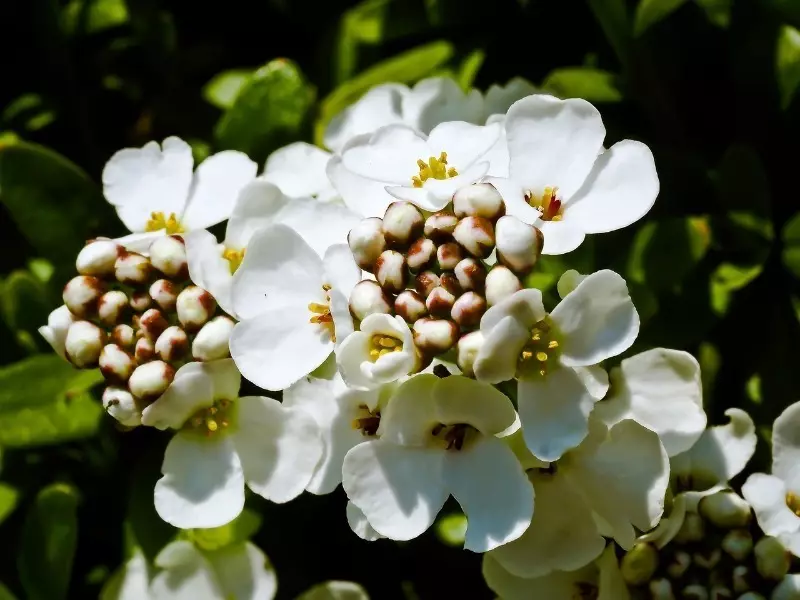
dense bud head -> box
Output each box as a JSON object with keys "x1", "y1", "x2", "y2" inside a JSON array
[
  {"x1": 114, "y1": 252, "x2": 153, "y2": 285},
  {"x1": 149, "y1": 235, "x2": 187, "y2": 278},
  {"x1": 438, "y1": 272, "x2": 463, "y2": 297},
  {"x1": 102, "y1": 387, "x2": 141, "y2": 427},
  {"x1": 63, "y1": 275, "x2": 105, "y2": 317},
  {"x1": 149, "y1": 279, "x2": 179, "y2": 312},
  {"x1": 134, "y1": 337, "x2": 155, "y2": 362},
  {"x1": 754, "y1": 537, "x2": 790, "y2": 580},
  {"x1": 406, "y1": 238, "x2": 437, "y2": 272},
  {"x1": 485, "y1": 266, "x2": 522, "y2": 307},
  {"x1": 453, "y1": 216, "x2": 495, "y2": 258},
  {"x1": 111, "y1": 324, "x2": 135, "y2": 349},
  {"x1": 413, "y1": 318, "x2": 459, "y2": 354},
  {"x1": 452, "y1": 183, "x2": 505, "y2": 221},
  {"x1": 65, "y1": 320, "x2": 106, "y2": 367},
  {"x1": 139, "y1": 308, "x2": 169, "y2": 341},
  {"x1": 424, "y1": 211, "x2": 459, "y2": 243},
  {"x1": 426, "y1": 286, "x2": 456, "y2": 318},
  {"x1": 155, "y1": 325, "x2": 189, "y2": 362},
  {"x1": 349, "y1": 280, "x2": 393, "y2": 321},
  {"x1": 99, "y1": 344, "x2": 136, "y2": 383},
  {"x1": 176, "y1": 286, "x2": 216, "y2": 331},
  {"x1": 129, "y1": 291, "x2": 152, "y2": 312},
  {"x1": 621, "y1": 543, "x2": 659, "y2": 586},
  {"x1": 374, "y1": 250, "x2": 408, "y2": 294},
  {"x1": 450, "y1": 291, "x2": 486, "y2": 327},
  {"x1": 382, "y1": 202, "x2": 423, "y2": 248},
  {"x1": 456, "y1": 331, "x2": 484, "y2": 376},
  {"x1": 494, "y1": 216, "x2": 544, "y2": 275},
  {"x1": 394, "y1": 290, "x2": 428, "y2": 323},
  {"x1": 699, "y1": 491, "x2": 752, "y2": 528},
  {"x1": 436, "y1": 241, "x2": 462, "y2": 271},
  {"x1": 192, "y1": 316, "x2": 234, "y2": 361},
  {"x1": 76, "y1": 240, "x2": 121, "y2": 278},
  {"x1": 348, "y1": 217, "x2": 386, "y2": 271},
  {"x1": 415, "y1": 271, "x2": 440, "y2": 298},
  {"x1": 97, "y1": 290, "x2": 130, "y2": 326},
  {"x1": 454, "y1": 258, "x2": 486, "y2": 292},
  {"x1": 721, "y1": 529, "x2": 753, "y2": 562},
  {"x1": 128, "y1": 360, "x2": 175, "y2": 401}
]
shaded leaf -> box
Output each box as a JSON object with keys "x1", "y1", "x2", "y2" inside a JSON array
[
  {"x1": 709, "y1": 263, "x2": 762, "y2": 316},
  {"x1": 0, "y1": 484, "x2": 19, "y2": 526},
  {"x1": 457, "y1": 50, "x2": 485, "y2": 91},
  {"x1": 634, "y1": 0, "x2": 689, "y2": 36},
  {"x1": 542, "y1": 67, "x2": 622, "y2": 102},
  {"x1": 695, "y1": 0, "x2": 731, "y2": 28},
  {"x1": 587, "y1": 0, "x2": 631, "y2": 65},
  {"x1": 777, "y1": 25, "x2": 800, "y2": 109},
  {"x1": 184, "y1": 508, "x2": 262, "y2": 551},
  {"x1": 62, "y1": 0, "x2": 129, "y2": 35},
  {"x1": 1, "y1": 270, "x2": 52, "y2": 353},
  {"x1": 782, "y1": 212, "x2": 800, "y2": 278},
  {"x1": 202, "y1": 69, "x2": 253, "y2": 110}
]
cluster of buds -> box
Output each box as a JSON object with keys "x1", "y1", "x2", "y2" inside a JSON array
[
  {"x1": 347, "y1": 183, "x2": 543, "y2": 364},
  {"x1": 619, "y1": 490, "x2": 797, "y2": 600},
  {"x1": 60, "y1": 236, "x2": 234, "y2": 427}
]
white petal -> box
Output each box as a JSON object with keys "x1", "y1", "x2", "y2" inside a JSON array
[
  {"x1": 224, "y1": 180, "x2": 291, "y2": 250},
  {"x1": 346, "y1": 501, "x2": 384, "y2": 541},
  {"x1": 379, "y1": 373, "x2": 440, "y2": 446},
  {"x1": 194, "y1": 358, "x2": 241, "y2": 400},
  {"x1": 550, "y1": 269, "x2": 639, "y2": 367},
  {"x1": 335, "y1": 332, "x2": 374, "y2": 390},
  {"x1": 323, "y1": 244, "x2": 361, "y2": 297},
  {"x1": 538, "y1": 219, "x2": 587, "y2": 255},
  {"x1": 38, "y1": 305, "x2": 77, "y2": 359},
  {"x1": 506, "y1": 95, "x2": 605, "y2": 199},
  {"x1": 404, "y1": 78, "x2": 484, "y2": 133},
  {"x1": 342, "y1": 440, "x2": 448, "y2": 540},
  {"x1": 182, "y1": 151, "x2": 257, "y2": 230},
  {"x1": 206, "y1": 542, "x2": 277, "y2": 600},
  {"x1": 773, "y1": 574, "x2": 800, "y2": 600},
  {"x1": 483, "y1": 555, "x2": 598, "y2": 600},
  {"x1": 326, "y1": 155, "x2": 397, "y2": 218},
  {"x1": 444, "y1": 435, "x2": 534, "y2": 552},
  {"x1": 434, "y1": 375, "x2": 517, "y2": 436},
  {"x1": 141, "y1": 368, "x2": 214, "y2": 430},
  {"x1": 596, "y1": 543, "x2": 632, "y2": 600},
  {"x1": 233, "y1": 396, "x2": 322, "y2": 503},
  {"x1": 772, "y1": 401, "x2": 800, "y2": 491},
  {"x1": 426, "y1": 121, "x2": 502, "y2": 171},
  {"x1": 151, "y1": 541, "x2": 224, "y2": 600},
  {"x1": 483, "y1": 78, "x2": 539, "y2": 117},
  {"x1": 742, "y1": 473, "x2": 800, "y2": 538},
  {"x1": 114, "y1": 230, "x2": 166, "y2": 253},
  {"x1": 481, "y1": 288, "x2": 547, "y2": 333},
  {"x1": 484, "y1": 176, "x2": 541, "y2": 224},
  {"x1": 184, "y1": 229, "x2": 234, "y2": 315},
  {"x1": 262, "y1": 141, "x2": 333, "y2": 198},
  {"x1": 154, "y1": 432, "x2": 244, "y2": 529},
  {"x1": 473, "y1": 316, "x2": 530, "y2": 384},
  {"x1": 324, "y1": 84, "x2": 408, "y2": 153},
  {"x1": 100, "y1": 549, "x2": 151, "y2": 600},
  {"x1": 564, "y1": 140, "x2": 658, "y2": 234},
  {"x1": 342, "y1": 124, "x2": 429, "y2": 182},
  {"x1": 330, "y1": 289, "x2": 354, "y2": 348}
]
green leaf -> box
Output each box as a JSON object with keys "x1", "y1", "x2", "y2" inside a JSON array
[
  {"x1": 695, "y1": 0, "x2": 731, "y2": 28},
  {"x1": 709, "y1": 263, "x2": 762, "y2": 316},
  {"x1": 634, "y1": 0, "x2": 689, "y2": 36},
  {"x1": 1, "y1": 270, "x2": 52, "y2": 352},
  {"x1": 0, "y1": 355, "x2": 104, "y2": 448},
  {"x1": 62, "y1": 0, "x2": 129, "y2": 35},
  {"x1": 202, "y1": 69, "x2": 253, "y2": 110},
  {"x1": 587, "y1": 0, "x2": 631, "y2": 65},
  {"x1": 457, "y1": 50, "x2": 485, "y2": 91},
  {"x1": 19, "y1": 483, "x2": 79, "y2": 600},
  {"x1": 1, "y1": 95, "x2": 56, "y2": 132},
  {"x1": 183, "y1": 508, "x2": 262, "y2": 551},
  {"x1": 215, "y1": 59, "x2": 315, "y2": 162},
  {"x1": 698, "y1": 342, "x2": 720, "y2": 404},
  {"x1": 777, "y1": 25, "x2": 800, "y2": 109},
  {"x1": 782, "y1": 212, "x2": 800, "y2": 278},
  {"x1": 435, "y1": 513, "x2": 467, "y2": 547},
  {"x1": 336, "y1": 0, "x2": 390, "y2": 83},
  {"x1": 0, "y1": 484, "x2": 19, "y2": 526},
  {"x1": 297, "y1": 581, "x2": 369, "y2": 600},
  {"x1": 541, "y1": 67, "x2": 623, "y2": 102}
]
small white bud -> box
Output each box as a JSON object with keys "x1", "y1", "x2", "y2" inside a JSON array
[
  {"x1": 111, "y1": 324, "x2": 135, "y2": 349},
  {"x1": 102, "y1": 387, "x2": 141, "y2": 427},
  {"x1": 621, "y1": 543, "x2": 659, "y2": 586},
  {"x1": 155, "y1": 325, "x2": 189, "y2": 362},
  {"x1": 413, "y1": 318, "x2": 459, "y2": 354},
  {"x1": 732, "y1": 565, "x2": 750, "y2": 594},
  {"x1": 426, "y1": 286, "x2": 456, "y2": 319},
  {"x1": 771, "y1": 575, "x2": 800, "y2": 600},
  {"x1": 76, "y1": 240, "x2": 121, "y2": 278},
  {"x1": 134, "y1": 337, "x2": 155, "y2": 362},
  {"x1": 454, "y1": 258, "x2": 486, "y2": 292},
  {"x1": 63, "y1": 275, "x2": 105, "y2": 317},
  {"x1": 192, "y1": 316, "x2": 234, "y2": 361},
  {"x1": 681, "y1": 584, "x2": 708, "y2": 600},
  {"x1": 382, "y1": 202, "x2": 423, "y2": 248},
  {"x1": 456, "y1": 331, "x2": 484, "y2": 377},
  {"x1": 453, "y1": 216, "x2": 495, "y2": 259},
  {"x1": 99, "y1": 344, "x2": 136, "y2": 383},
  {"x1": 149, "y1": 235, "x2": 187, "y2": 277},
  {"x1": 115, "y1": 252, "x2": 153, "y2": 285},
  {"x1": 176, "y1": 286, "x2": 216, "y2": 331},
  {"x1": 374, "y1": 250, "x2": 408, "y2": 294},
  {"x1": 64, "y1": 320, "x2": 105, "y2": 367},
  {"x1": 450, "y1": 291, "x2": 486, "y2": 327},
  {"x1": 452, "y1": 183, "x2": 505, "y2": 221},
  {"x1": 666, "y1": 551, "x2": 691, "y2": 579},
  {"x1": 484, "y1": 265, "x2": 522, "y2": 307},
  {"x1": 692, "y1": 548, "x2": 721, "y2": 569},
  {"x1": 494, "y1": 216, "x2": 543, "y2": 275},
  {"x1": 699, "y1": 490, "x2": 751, "y2": 528},
  {"x1": 138, "y1": 308, "x2": 169, "y2": 341},
  {"x1": 129, "y1": 291, "x2": 152, "y2": 312},
  {"x1": 754, "y1": 536, "x2": 790, "y2": 580},
  {"x1": 348, "y1": 218, "x2": 386, "y2": 271},
  {"x1": 649, "y1": 578, "x2": 675, "y2": 600},
  {"x1": 424, "y1": 211, "x2": 458, "y2": 242},
  {"x1": 149, "y1": 279, "x2": 179, "y2": 312},
  {"x1": 414, "y1": 271, "x2": 440, "y2": 298},
  {"x1": 97, "y1": 290, "x2": 130, "y2": 326},
  {"x1": 349, "y1": 280, "x2": 393, "y2": 321},
  {"x1": 721, "y1": 529, "x2": 753, "y2": 562},
  {"x1": 128, "y1": 360, "x2": 175, "y2": 400},
  {"x1": 406, "y1": 238, "x2": 437, "y2": 272},
  {"x1": 39, "y1": 305, "x2": 78, "y2": 358},
  {"x1": 736, "y1": 593, "x2": 764, "y2": 600},
  {"x1": 674, "y1": 512, "x2": 705, "y2": 543},
  {"x1": 394, "y1": 290, "x2": 428, "y2": 323}
]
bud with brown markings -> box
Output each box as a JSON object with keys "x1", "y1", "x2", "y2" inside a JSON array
[
  {"x1": 155, "y1": 326, "x2": 189, "y2": 362},
  {"x1": 394, "y1": 290, "x2": 428, "y2": 323},
  {"x1": 115, "y1": 252, "x2": 153, "y2": 285},
  {"x1": 99, "y1": 344, "x2": 136, "y2": 383},
  {"x1": 485, "y1": 265, "x2": 522, "y2": 307},
  {"x1": 348, "y1": 218, "x2": 387, "y2": 272},
  {"x1": 76, "y1": 240, "x2": 121, "y2": 278},
  {"x1": 453, "y1": 216, "x2": 495, "y2": 259},
  {"x1": 150, "y1": 235, "x2": 188, "y2": 278},
  {"x1": 139, "y1": 308, "x2": 169, "y2": 341},
  {"x1": 454, "y1": 258, "x2": 486, "y2": 292},
  {"x1": 63, "y1": 275, "x2": 105, "y2": 318},
  {"x1": 415, "y1": 271, "x2": 440, "y2": 298},
  {"x1": 65, "y1": 320, "x2": 106, "y2": 367},
  {"x1": 437, "y1": 242, "x2": 463, "y2": 271},
  {"x1": 406, "y1": 238, "x2": 437, "y2": 272},
  {"x1": 413, "y1": 318, "x2": 459, "y2": 354},
  {"x1": 426, "y1": 287, "x2": 456, "y2": 318},
  {"x1": 176, "y1": 286, "x2": 216, "y2": 331},
  {"x1": 451, "y1": 292, "x2": 486, "y2": 327},
  {"x1": 98, "y1": 290, "x2": 130, "y2": 326},
  {"x1": 349, "y1": 280, "x2": 393, "y2": 321},
  {"x1": 495, "y1": 215, "x2": 544, "y2": 275},
  {"x1": 453, "y1": 183, "x2": 505, "y2": 221},
  {"x1": 382, "y1": 202, "x2": 423, "y2": 249},
  {"x1": 374, "y1": 250, "x2": 408, "y2": 294},
  {"x1": 423, "y1": 211, "x2": 459, "y2": 242},
  {"x1": 149, "y1": 279, "x2": 179, "y2": 312},
  {"x1": 128, "y1": 360, "x2": 175, "y2": 401}
]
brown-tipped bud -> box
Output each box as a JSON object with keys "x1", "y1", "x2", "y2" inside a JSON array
[
  {"x1": 115, "y1": 252, "x2": 153, "y2": 285},
  {"x1": 111, "y1": 324, "x2": 136, "y2": 349},
  {"x1": 453, "y1": 183, "x2": 505, "y2": 221},
  {"x1": 76, "y1": 240, "x2": 122, "y2": 278},
  {"x1": 128, "y1": 361, "x2": 175, "y2": 401},
  {"x1": 149, "y1": 235, "x2": 188, "y2": 278},
  {"x1": 457, "y1": 331, "x2": 484, "y2": 377},
  {"x1": 102, "y1": 387, "x2": 141, "y2": 427},
  {"x1": 176, "y1": 286, "x2": 216, "y2": 331},
  {"x1": 413, "y1": 318, "x2": 459, "y2": 355},
  {"x1": 64, "y1": 321, "x2": 106, "y2": 368},
  {"x1": 348, "y1": 217, "x2": 386, "y2": 271},
  {"x1": 485, "y1": 266, "x2": 522, "y2": 307},
  {"x1": 394, "y1": 290, "x2": 428, "y2": 323},
  {"x1": 63, "y1": 275, "x2": 105, "y2": 318},
  {"x1": 407, "y1": 238, "x2": 437, "y2": 272},
  {"x1": 424, "y1": 211, "x2": 459, "y2": 243},
  {"x1": 438, "y1": 272, "x2": 463, "y2": 297},
  {"x1": 149, "y1": 279, "x2": 179, "y2": 312},
  {"x1": 454, "y1": 258, "x2": 487, "y2": 292},
  {"x1": 99, "y1": 344, "x2": 136, "y2": 383},
  {"x1": 97, "y1": 290, "x2": 130, "y2": 326},
  {"x1": 450, "y1": 292, "x2": 486, "y2": 327},
  {"x1": 139, "y1": 308, "x2": 169, "y2": 341},
  {"x1": 374, "y1": 250, "x2": 408, "y2": 294},
  {"x1": 155, "y1": 325, "x2": 189, "y2": 362},
  {"x1": 415, "y1": 271, "x2": 440, "y2": 298},
  {"x1": 382, "y1": 202, "x2": 424, "y2": 249},
  {"x1": 349, "y1": 280, "x2": 393, "y2": 321},
  {"x1": 436, "y1": 242, "x2": 462, "y2": 271},
  {"x1": 426, "y1": 287, "x2": 456, "y2": 318},
  {"x1": 192, "y1": 316, "x2": 234, "y2": 361},
  {"x1": 453, "y1": 216, "x2": 495, "y2": 258},
  {"x1": 134, "y1": 337, "x2": 155, "y2": 362},
  {"x1": 495, "y1": 216, "x2": 543, "y2": 275},
  {"x1": 129, "y1": 291, "x2": 152, "y2": 312}
]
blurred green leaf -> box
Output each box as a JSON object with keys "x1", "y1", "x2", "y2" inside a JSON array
[
  {"x1": 1, "y1": 95, "x2": 56, "y2": 132},
  {"x1": 0, "y1": 582, "x2": 18, "y2": 600},
  {"x1": 0, "y1": 484, "x2": 19, "y2": 526},
  {"x1": 695, "y1": 0, "x2": 731, "y2": 28},
  {"x1": 297, "y1": 581, "x2": 369, "y2": 600},
  {"x1": 184, "y1": 508, "x2": 262, "y2": 551},
  {"x1": 336, "y1": 0, "x2": 390, "y2": 83},
  {"x1": 714, "y1": 145, "x2": 770, "y2": 214},
  {"x1": 202, "y1": 69, "x2": 253, "y2": 110},
  {"x1": 710, "y1": 263, "x2": 762, "y2": 316},
  {"x1": 542, "y1": 67, "x2": 622, "y2": 102},
  {"x1": 634, "y1": 0, "x2": 689, "y2": 36},
  {"x1": 1, "y1": 270, "x2": 52, "y2": 353},
  {"x1": 776, "y1": 25, "x2": 800, "y2": 109},
  {"x1": 435, "y1": 513, "x2": 467, "y2": 547},
  {"x1": 698, "y1": 342, "x2": 720, "y2": 404},
  {"x1": 746, "y1": 374, "x2": 762, "y2": 405},
  {"x1": 19, "y1": 483, "x2": 79, "y2": 600},
  {"x1": 587, "y1": 0, "x2": 631, "y2": 65},
  {"x1": 457, "y1": 50, "x2": 485, "y2": 91},
  {"x1": 62, "y1": 0, "x2": 129, "y2": 35},
  {"x1": 782, "y1": 212, "x2": 800, "y2": 278}
]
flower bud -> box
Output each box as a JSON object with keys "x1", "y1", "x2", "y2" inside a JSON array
[
  {"x1": 413, "y1": 318, "x2": 459, "y2": 354},
  {"x1": 426, "y1": 287, "x2": 456, "y2": 318},
  {"x1": 63, "y1": 275, "x2": 105, "y2": 317},
  {"x1": 424, "y1": 211, "x2": 459, "y2": 242},
  {"x1": 699, "y1": 491, "x2": 751, "y2": 528},
  {"x1": 406, "y1": 238, "x2": 437, "y2": 272},
  {"x1": 451, "y1": 292, "x2": 486, "y2": 327},
  {"x1": 772, "y1": 575, "x2": 800, "y2": 600},
  {"x1": 721, "y1": 529, "x2": 753, "y2": 562},
  {"x1": 437, "y1": 242, "x2": 463, "y2": 271},
  {"x1": 438, "y1": 272, "x2": 463, "y2": 296},
  {"x1": 349, "y1": 280, "x2": 393, "y2": 321},
  {"x1": 129, "y1": 291, "x2": 152, "y2": 312},
  {"x1": 453, "y1": 216, "x2": 495, "y2": 259},
  {"x1": 149, "y1": 235, "x2": 187, "y2": 278},
  {"x1": 102, "y1": 387, "x2": 141, "y2": 427},
  {"x1": 737, "y1": 593, "x2": 764, "y2": 600},
  {"x1": 394, "y1": 290, "x2": 428, "y2": 323},
  {"x1": 115, "y1": 252, "x2": 153, "y2": 285},
  {"x1": 76, "y1": 240, "x2": 121, "y2": 278},
  {"x1": 192, "y1": 316, "x2": 234, "y2": 361},
  {"x1": 111, "y1": 324, "x2": 135, "y2": 349},
  {"x1": 457, "y1": 331, "x2": 484, "y2": 377},
  {"x1": 155, "y1": 326, "x2": 189, "y2": 362},
  {"x1": 453, "y1": 183, "x2": 505, "y2": 221},
  {"x1": 666, "y1": 551, "x2": 691, "y2": 579},
  {"x1": 754, "y1": 537, "x2": 790, "y2": 580},
  {"x1": 681, "y1": 584, "x2": 709, "y2": 600},
  {"x1": 97, "y1": 290, "x2": 130, "y2": 326},
  {"x1": 485, "y1": 266, "x2": 522, "y2": 307},
  {"x1": 374, "y1": 250, "x2": 408, "y2": 294},
  {"x1": 149, "y1": 279, "x2": 179, "y2": 312},
  {"x1": 674, "y1": 512, "x2": 705, "y2": 544},
  {"x1": 348, "y1": 218, "x2": 386, "y2": 271},
  {"x1": 692, "y1": 548, "x2": 721, "y2": 569},
  {"x1": 415, "y1": 271, "x2": 440, "y2": 298},
  {"x1": 134, "y1": 337, "x2": 155, "y2": 362},
  {"x1": 176, "y1": 286, "x2": 216, "y2": 331},
  {"x1": 454, "y1": 258, "x2": 486, "y2": 292},
  {"x1": 621, "y1": 543, "x2": 659, "y2": 586},
  {"x1": 64, "y1": 321, "x2": 105, "y2": 367},
  {"x1": 99, "y1": 344, "x2": 136, "y2": 383},
  {"x1": 494, "y1": 216, "x2": 543, "y2": 275},
  {"x1": 382, "y1": 202, "x2": 423, "y2": 248},
  {"x1": 128, "y1": 360, "x2": 175, "y2": 400},
  {"x1": 139, "y1": 308, "x2": 169, "y2": 341},
  {"x1": 732, "y1": 565, "x2": 750, "y2": 594},
  {"x1": 709, "y1": 585, "x2": 732, "y2": 599},
  {"x1": 649, "y1": 579, "x2": 675, "y2": 600}
]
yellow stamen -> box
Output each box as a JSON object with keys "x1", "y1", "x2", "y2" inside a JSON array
[
  {"x1": 223, "y1": 247, "x2": 246, "y2": 274},
  {"x1": 206, "y1": 418, "x2": 218, "y2": 432},
  {"x1": 525, "y1": 186, "x2": 564, "y2": 222},
  {"x1": 368, "y1": 335, "x2": 403, "y2": 361},
  {"x1": 548, "y1": 340, "x2": 559, "y2": 349},
  {"x1": 412, "y1": 152, "x2": 459, "y2": 188},
  {"x1": 536, "y1": 351, "x2": 548, "y2": 362},
  {"x1": 521, "y1": 350, "x2": 533, "y2": 360},
  {"x1": 145, "y1": 211, "x2": 184, "y2": 234},
  {"x1": 308, "y1": 287, "x2": 336, "y2": 341},
  {"x1": 787, "y1": 492, "x2": 800, "y2": 517}
]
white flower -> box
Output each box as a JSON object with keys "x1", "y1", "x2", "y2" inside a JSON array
[
  {"x1": 38, "y1": 305, "x2": 77, "y2": 358},
  {"x1": 229, "y1": 224, "x2": 361, "y2": 391},
  {"x1": 141, "y1": 359, "x2": 322, "y2": 528},
  {"x1": 346, "y1": 501, "x2": 384, "y2": 542},
  {"x1": 473, "y1": 270, "x2": 639, "y2": 461},
  {"x1": 342, "y1": 374, "x2": 533, "y2": 552},
  {"x1": 184, "y1": 180, "x2": 359, "y2": 316},
  {"x1": 261, "y1": 142, "x2": 339, "y2": 202},
  {"x1": 100, "y1": 549, "x2": 150, "y2": 600},
  {"x1": 491, "y1": 94, "x2": 659, "y2": 255},
  {"x1": 336, "y1": 313, "x2": 417, "y2": 390},
  {"x1": 742, "y1": 401, "x2": 800, "y2": 557}
]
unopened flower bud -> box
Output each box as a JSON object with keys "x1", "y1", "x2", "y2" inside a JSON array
[
  {"x1": 426, "y1": 287, "x2": 456, "y2": 318},
  {"x1": 424, "y1": 211, "x2": 458, "y2": 242},
  {"x1": 129, "y1": 291, "x2": 152, "y2": 312},
  {"x1": 111, "y1": 324, "x2": 135, "y2": 349},
  {"x1": 349, "y1": 281, "x2": 392, "y2": 321},
  {"x1": 437, "y1": 242, "x2": 463, "y2": 271},
  {"x1": 451, "y1": 291, "x2": 486, "y2": 327},
  {"x1": 97, "y1": 290, "x2": 130, "y2": 326},
  {"x1": 65, "y1": 321, "x2": 105, "y2": 367},
  {"x1": 754, "y1": 537, "x2": 790, "y2": 580},
  {"x1": 674, "y1": 512, "x2": 705, "y2": 544},
  {"x1": 438, "y1": 272, "x2": 463, "y2": 296},
  {"x1": 621, "y1": 543, "x2": 658, "y2": 586},
  {"x1": 682, "y1": 584, "x2": 709, "y2": 600},
  {"x1": 149, "y1": 279, "x2": 179, "y2": 312},
  {"x1": 407, "y1": 238, "x2": 436, "y2": 272},
  {"x1": 374, "y1": 250, "x2": 408, "y2": 294},
  {"x1": 155, "y1": 326, "x2": 189, "y2": 362},
  {"x1": 383, "y1": 202, "x2": 423, "y2": 248},
  {"x1": 485, "y1": 266, "x2": 522, "y2": 307},
  {"x1": 453, "y1": 183, "x2": 505, "y2": 221},
  {"x1": 76, "y1": 240, "x2": 121, "y2": 278},
  {"x1": 115, "y1": 252, "x2": 153, "y2": 285},
  {"x1": 134, "y1": 337, "x2": 155, "y2": 362},
  {"x1": 453, "y1": 216, "x2": 495, "y2": 259},
  {"x1": 649, "y1": 578, "x2": 675, "y2": 600},
  {"x1": 63, "y1": 275, "x2": 105, "y2": 317},
  {"x1": 394, "y1": 290, "x2": 428, "y2": 323},
  {"x1": 176, "y1": 286, "x2": 216, "y2": 331},
  {"x1": 693, "y1": 548, "x2": 721, "y2": 569},
  {"x1": 771, "y1": 575, "x2": 800, "y2": 600},
  {"x1": 709, "y1": 585, "x2": 732, "y2": 599},
  {"x1": 139, "y1": 308, "x2": 168, "y2": 341},
  {"x1": 737, "y1": 593, "x2": 764, "y2": 600},
  {"x1": 699, "y1": 491, "x2": 751, "y2": 528},
  {"x1": 99, "y1": 344, "x2": 136, "y2": 383},
  {"x1": 102, "y1": 387, "x2": 141, "y2": 427},
  {"x1": 666, "y1": 551, "x2": 691, "y2": 579},
  {"x1": 415, "y1": 271, "x2": 440, "y2": 298},
  {"x1": 128, "y1": 360, "x2": 175, "y2": 400},
  {"x1": 413, "y1": 318, "x2": 459, "y2": 354},
  {"x1": 348, "y1": 218, "x2": 386, "y2": 271},
  {"x1": 457, "y1": 331, "x2": 484, "y2": 376},
  {"x1": 149, "y1": 235, "x2": 187, "y2": 278},
  {"x1": 192, "y1": 316, "x2": 234, "y2": 361},
  {"x1": 721, "y1": 529, "x2": 753, "y2": 562},
  {"x1": 495, "y1": 216, "x2": 543, "y2": 275},
  {"x1": 732, "y1": 565, "x2": 750, "y2": 594},
  {"x1": 454, "y1": 258, "x2": 486, "y2": 292}
]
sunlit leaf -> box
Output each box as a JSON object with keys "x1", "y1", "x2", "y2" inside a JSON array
[
  {"x1": 435, "y1": 513, "x2": 467, "y2": 547},
  {"x1": 782, "y1": 212, "x2": 800, "y2": 278},
  {"x1": 184, "y1": 508, "x2": 262, "y2": 551},
  {"x1": 1, "y1": 95, "x2": 56, "y2": 132},
  {"x1": 634, "y1": 0, "x2": 689, "y2": 36},
  {"x1": 0, "y1": 484, "x2": 19, "y2": 526},
  {"x1": 457, "y1": 49, "x2": 485, "y2": 91},
  {"x1": 777, "y1": 25, "x2": 800, "y2": 109},
  {"x1": 587, "y1": 0, "x2": 631, "y2": 65},
  {"x1": 709, "y1": 263, "x2": 762, "y2": 316},
  {"x1": 336, "y1": 0, "x2": 390, "y2": 83},
  {"x1": 0, "y1": 581, "x2": 18, "y2": 600},
  {"x1": 62, "y1": 0, "x2": 129, "y2": 35},
  {"x1": 695, "y1": 0, "x2": 731, "y2": 28},
  {"x1": 1, "y1": 270, "x2": 52, "y2": 353},
  {"x1": 542, "y1": 67, "x2": 622, "y2": 102},
  {"x1": 202, "y1": 69, "x2": 253, "y2": 110}
]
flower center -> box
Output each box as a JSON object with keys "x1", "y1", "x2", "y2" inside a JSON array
[
  {"x1": 411, "y1": 152, "x2": 458, "y2": 188},
  {"x1": 309, "y1": 284, "x2": 335, "y2": 341},
  {"x1": 184, "y1": 398, "x2": 234, "y2": 437},
  {"x1": 351, "y1": 404, "x2": 381, "y2": 436},
  {"x1": 431, "y1": 423, "x2": 475, "y2": 451},
  {"x1": 525, "y1": 186, "x2": 563, "y2": 222},
  {"x1": 145, "y1": 211, "x2": 185, "y2": 234},
  {"x1": 517, "y1": 317, "x2": 560, "y2": 378},
  {"x1": 368, "y1": 334, "x2": 403, "y2": 361},
  {"x1": 222, "y1": 247, "x2": 245, "y2": 274},
  {"x1": 786, "y1": 492, "x2": 800, "y2": 517}
]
